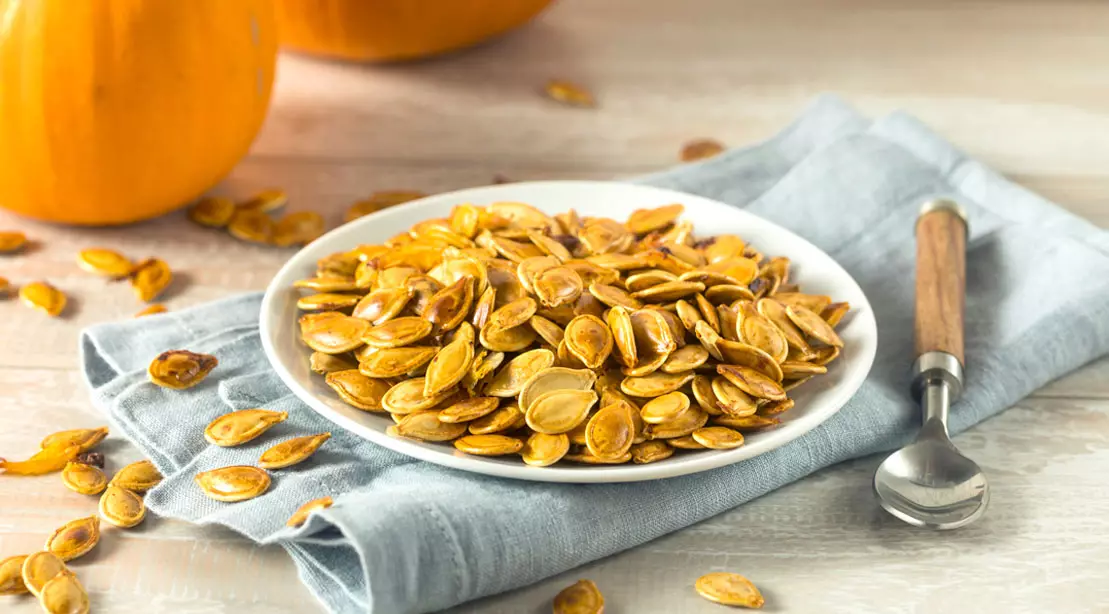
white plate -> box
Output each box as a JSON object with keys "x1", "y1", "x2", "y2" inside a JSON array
[{"x1": 260, "y1": 181, "x2": 877, "y2": 483}]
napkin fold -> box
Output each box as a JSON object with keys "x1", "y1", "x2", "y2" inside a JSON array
[{"x1": 81, "y1": 96, "x2": 1109, "y2": 614}]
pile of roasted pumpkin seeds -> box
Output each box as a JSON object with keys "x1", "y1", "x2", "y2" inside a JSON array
[
  {"x1": 0, "y1": 425, "x2": 163, "y2": 613},
  {"x1": 189, "y1": 188, "x2": 323, "y2": 248},
  {"x1": 293, "y1": 201, "x2": 848, "y2": 467}
]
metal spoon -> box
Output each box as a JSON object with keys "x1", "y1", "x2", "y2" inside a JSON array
[{"x1": 874, "y1": 200, "x2": 989, "y2": 529}]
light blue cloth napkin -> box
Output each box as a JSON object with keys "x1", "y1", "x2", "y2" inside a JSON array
[{"x1": 80, "y1": 96, "x2": 1109, "y2": 614}]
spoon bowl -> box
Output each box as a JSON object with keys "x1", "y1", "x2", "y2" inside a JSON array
[{"x1": 874, "y1": 423, "x2": 989, "y2": 529}]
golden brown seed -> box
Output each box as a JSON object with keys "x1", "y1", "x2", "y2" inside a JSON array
[
  {"x1": 484, "y1": 349, "x2": 556, "y2": 398},
  {"x1": 39, "y1": 570, "x2": 90, "y2": 614},
  {"x1": 737, "y1": 301, "x2": 788, "y2": 362},
  {"x1": 0, "y1": 555, "x2": 28, "y2": 595},
  {"x1": 529, "y1": 315, "x2": 565, "y2": 347},
  {"x1": 188, "y1": 196, "x2": 237, "y2": 227},
  {"x1": 757, "y1": 398, "x2": 795, "y2": 417},
  {"x1": 564, "y1": 451, "x2": 632, "y2": 464},
  {"x1": 204, "y1": 409, "x2": 288, "y2": 447},
  {"x1": 517, "y1": 367, "x2": 597, "y2": 413},
  {"x1": 302, "y1": 315, "x2": 370, "y2": 354},
  {"x1": 362, "y1": 317, "x2": 434, "y2": 348},
  {"x1": 588, "y1": 282, "x2": 642, "y2": 309},
  {"x1": 76, "y1": 248, "x2": 133, "y2": 277},
  {"x1": 111, "y1": 459, "x2": 163, "y2": 492},
  {"x1": 631, "y1": 280, "x2": 705, "y2": 302},
  {"x1": 660, "y1": 344, "x2": 708, "y2": 373},
  {"x1": 711, "y1": 376, "x2": 758, "y2": 417},
  {"x1": 273, "y1": 211, "x2": 326, "y2": 247},
  {"x1": 437, "y1": 397, "x2": 500, "y2": 423},
  {"x1": 61, "y1": 462, "x2": 108, "y2": 496},
  {"x1": 630, "y1": 440, "x2": 675, "y2": 464},
  {"x1": 346, "y1": 191, "x2": 425, "y2": 222},
  {"x1": 98, "y1": 484, "x2": 146, "y2": 528},
  {"x1": 422, "y1": 276, "x2": 475, "y2": 333},
  {"x1": 810, "y1": 346, "x2": 840, "y2": 366},
  {"x1": 424, "y1": 331, "x2": 475, "y2": 396},
  {"x1": 640, "y1": 391, "x2": 692, "y2": 424},
  {"x1": 295, "y1": 276, "x2": 360, "y2": 293},
  {"x1": 195, "y1": 466, "x2": 271, "y2": 502},
  {"x1": 714, "y1": 414, "x2": 781, "y2": 430},
  {"x1": 715, "y1": 339, "x2": 783, "y2": 382},
  {"x1": 393, "y1": 411, "x2": 467, "y2": 442},
  {"x1": 780, "y1": 360, "x2": 827, "y2": 378},
  {"x1": 666, "y1": 434, "x2": 706, "y2": 450},
  {"x1": 534, "y1": 266, "x2": 584, "y2": 308},
  {"x1": 326, "y1": 370, "x2": 392, "y2": 411},
  {"x1": 454, "y1": 434, "x2": 524, "y2": 456},
  {"x1": 644, "y1": 407, "x2": 708, "y2": 440},
  {"x1": 774, "y1": 292, "x2": 832, "y2": 313},
  {"x1": 0, "y1": 230, "x2": 28, "y2": 252},
  {"x1": 822, "y1": 301, "x2": 851, "y2": 328},
  {"x1": 135, "y1": 303, "x2": 168, "y2": 317},
  {"x1": 692, "y1": 426, "x2": 745, "y2": 450},
  {"x1": 469, "y1": 404, "x2": 525, "y2": 435},
  {"x1": 690, "y1": 374, "x2": 722, "y2": 416},
  {"x1": 44, "y1": 516, "x2": 100, "y2": 562},
  {"x1": 40, "y1": 427, "x2": 108, "y2": 453},
  {"x1": 544, "y1": 79, "x2": 596, "y2": 107},
  {"x1": 20, "y1": 551, "x2": 65, "y2": 598},
  {"x1": 227, "y1": 209, "x2": 275, "y2": 244},
  {"x1": 358, "y1": 346, "x2": 436, "y2": 378},
  {"x1": 564, "y1": 314, "x2": 613, "y2": 369},
  {"x1": 787, "y1": 304, "x2": 845, "y2": 347},
  {"x1": 131, "y1": 258, "x2": 174, "y2": 302},
  {"x1": 287, "y1": 496, "x2": 334, "y2": 528},
  {"x1": 525, "y1": 389, "x2": 598, "y2": 434},
  {"x1": 259, "y1": 433, "x2": 332, "y2": 469},
  {"x1": 757, "y1": 298, "x2": 812, "y2": 356},
  {"x1": 585, "y1": 402, "x2": 635, "y2": 459},
  {"x1": 382, "y1": 378, "x2": 456, "y2": 414},
  {"x1": 238, "y1": 188, "x2": 288, "y2": 213},
  {"x1": 695, "y1": 572, "x2": 765, "y2": 608},
  {"x1": 553, "y1": 579, "x2": 605, "y2": 614},
  {"x1": 620, "y1": 371, "x2": 694, "y2": 398},
  {"x1": 148, "y1": 350, "x2": 218, "y2": 389},
  {"x1": 680, "y1": 139, "x2": 726, "y2": 162},
  {"x1": 0, "y1": 275, "x2": 9, "y2": 296},
  {"x1": 520, "y1": 432, "x2": 570, "y2": 467},
  {"x1": 297, "y1": 292, "x2": 361, "y2": 312},
  {"x1": 19, "y1": 281, "x2": 67, "y2": 317},
  {"x1": 716, "y1": 365, "x2": 786, "y2": 401}
]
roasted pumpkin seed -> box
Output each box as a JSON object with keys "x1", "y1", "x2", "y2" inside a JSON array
[
  {"x1": 667, "y1": 435, "x2": 706, "y2": 450},
  {"x1": 148, "y1": 350, "x2": 218, "y2": 389},
  {"x1": 822, "y1": 301, "x2": 851, "y2": 328},
  {"x1": 111, "y1": 460, "x2": 163, "y2": 492},
  {"x1": 630, "y1": 440, "x2": 675, "y2": 464},
  {"x1": 711, "y1": 376, "x2": 758, "y2": 417},
  {"x1": 787, "y1": 304, "x2": 844, "y2": 347},
  {"x1": 0, "y1": 555, "x2": 28, "y2": 595},
  {"x1": 195, "y1": 465, "x2": 271, "y2": 502},
  {"x1": 362, "y1": 317, "x2": 434, "y2": 348},
  {"x1": 345, "y1": 191, "x2": 425, "y2": 222},
  {"x1": 20, "y1": 551, "x2": 65, "y2": 598},
  {"x1": 393, "y1": 411, "x2": 467, "y2": 442},
  {"x1": 273, "y1": 212, "x2": 326, "y2": 247},
  {"x1": 188, "y1": 196, "x2": 237, "y2": 227},
  {"x1": 326, "y1": 370, "x2": 392, "y2": 411},
  {"x1": 19, "y1": 281, "x2": 67, "y2": 317},
  {"x1": 517, "y1": 367, "x2": 597, "y2": 413},
  {"x1": 135, "y1": 303, "x2": 168, "y2": 317},
  {"x1": 76, "y1": 248, "x2": 133, "y2": 277},
  {"x1": 692, "y1": 426, "x2": 745, "y2": 449},
  {"x1": 484, "y1": 348, "x2": 556, "y2": 397},
  {"x1": 640, "y1": 391, "x2": 692, "y2": 424},
  {"x1": 45, "y1": 516, "x2": 100, "y2": 562},
  {"x1": 39, "y1": 570, "x2": 89, "y2": 614},
  {"x1": 564, "y1": 450, "x2": 632, "y2": 464},
  {"x1": 564, "y1": 314, "x2": 613, "y2": 369},
  {"x1": 520, "y1": 432, "x2": 570, "y2": 467},
  {"x1": 454, "y1": 434, "x2": 524, "y2": 456},
  {"x1": 98, "y1": 484, "x2": 146, "y2": 528},
  {"x1": 680, "y1": 139, "x2": 726, "y2": 162},
  {"x1": 437, "y1": 397, "x2": 500, "y2": 423},
  {"x1": 737, "y1": 301, "x2": 788, "y2": 362},
  {"x1": 41, "y1": 427, "x2": 108, "y2": 453},
  {"x1": 204, "y1": 409, "x2": 288, "y2": 447},
  {"x1": 714, "y1": 414, "x2": 782, "y2": 430},
  {"x1": 238, "y1": 188, "x2": 288, "y2": 213},
  {"x1": 695, "y1": 572, "x2": 764, "y2": 608},
  {"x1": 259, "y1": 433, "x2": 331, "y2": 469},
  {"x1": 287, "y1": 496, "x2": 334, "y2": 527},
  {"x1": 61, "y1": 462, "x2": 108, "y2": 496},
  {"x1": 302, "y1": 315, "x2": 370, "y2": 354},
  {"x1": 585, "y1": 402, "x2": 635, "y2": 459},
  {"x1": 660, "y1": 344, "x2": 708, "y2": 373},
  {"x1": 424, "y1": 328, "x2": 475, "y2": 396},
  {"x1": 620, "y1": 371, "x2": 694, "y2": 398},
  {"x1": 717, "y1": 365, "x2": 787, "y2": 401},
  {"x1": 358, "y1": 346, "x2": 436, "y2": 378},
  {"x1": 525, "y1": 389, "x2": 598, "y2": 434},
  {"x1": 469, "y1": 403, "x2": 525, "y2": 435},
  {"x1": 422, "y1": 276, "x2": 475, "y2": 332},
  {"x1": 553, "y1": 579, "x2": 605, "y2": 614},
  {"x1": 0, "y1": 230, "x2": 28, "y2": 253},
  {"x1": 544, "y1": 79, "x2": 596, "y2": 107},
  {"x1": 644, "y1": 406, "x2": 708, "y2": 440}
]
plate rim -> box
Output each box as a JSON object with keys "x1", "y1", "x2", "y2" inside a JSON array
[{"x1": 259, "y1": 180, "x2": 878, "y2": 483}]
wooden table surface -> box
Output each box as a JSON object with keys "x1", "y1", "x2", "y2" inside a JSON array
[{"x1": 3, "y1": 1, "x2": 1109, "y2": 612}]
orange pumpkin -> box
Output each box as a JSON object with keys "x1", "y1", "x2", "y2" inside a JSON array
[
  {"x1": 0, "y1": 0, "x2": 278, "y2": 226},
  {"x1": 275, "y1": 0, "x2": 554, "y2": 62}
]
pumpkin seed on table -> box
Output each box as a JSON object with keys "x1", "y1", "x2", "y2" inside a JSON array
[
  {"x1": 195, "y1": 466, "x2": 271, "y2": 502},
  {"x1": 204, "y1": 409, "x2": 288, "y2": 446},
  {"x1": 238, "y1": 188, "x2": 287, "y2": 213},
  {"x1": 148, "y1": 350, "x2": 218, "y2": 389},
  {"x1": 61, "y1": 462, "x2": 108, "y2": 496},
  {"x1": 111, "y1": 460, "x2": 163, "y2": 492},
  {"x1": 287, "y1": 496, "x2": 334, "y2": 528},
  {"x1": 553, "y1": 579, "x2": 605, "y2": 614},
  {"x1": 39, "y1": 570, "x2": 90, "y2": 614},
  {"x1": 19, "y1": 281, "x2": 67, "y2": 316},
  {"x1": 135, "y1": 303, "x2": 168, "y2": 317},
  {"x1": 228, "y1": 209, "x2": 274, "y2": 244},
  {"x1": 680, "y1": 138, "x2": 726, "y2": 162},
  {"x1": 273, "y1": 211, "x2": 326, "y2": 247},
  {"x1": 695, "y1": 572, "x2": 765, "y2": 608},
  {"x1": 20, "y1": 551, "x2": 66, "y2": 598},
  {"x1": 0, "y1": 555, "x2": 28, "y2": 595},
  {"x1": 188, "y1": 196, "x2": 237, "y2": 227},
  {"x1": 76, "y1": 248, "x2": 133, "y2": 277},
  {"x1": 259, "y1": 433, "x2": 331, "y2": 469},
  {"x1": 0, "y1": 230, "x2": 27, "y2": 252},
  {"x1": 41, "y1": 427, "x2": 109, "y2": 453},
  {"x1": 131, "y1": 258, "x2": 173, "y2": 302},
  {"x1": 99, "y1": 484, "x2": 146, "y2": 528},
  {"x1": 45, "y1": 516, "x2": 100, "y2": 562}
]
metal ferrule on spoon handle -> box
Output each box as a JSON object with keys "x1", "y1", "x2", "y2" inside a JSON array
[{"x1": 912, "y1": 200, "x2": 968, "y2": 434}]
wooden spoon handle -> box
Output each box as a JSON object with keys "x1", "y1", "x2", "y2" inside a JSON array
[{"x1": 914, "y1": 201, "x2": 967, "y2": 365}]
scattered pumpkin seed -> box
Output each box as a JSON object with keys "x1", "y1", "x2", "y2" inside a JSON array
[
  {"x1": 98, "y1": 485, "x2": 146, "y2": 528},
  {"x1": 204, "y1": 409, "x2": 288, "y2": 447},
  {"x1": 135, "y1": 303, "x2": 168, "y2": 317},
  {"x1": 287, "y1": 496, "x2": 334, "y2": 527},
  {"x1": 195, "y1": 465, "x2": 271, "y2": 502},
  {"x1": 76, "y1": 248, "x2": 133, "y2": 277},
  {"x1": 110, "y1": 460, "x2": 163, "y2": 492},
  {"x1": 553, "y1": 579, "x2": 605, "y2": 614},
  {"x1": 19, "y1": 281, "x2": 67, "y2": 316},
  {"x1": 695, "y1": 572, "x2": 764, "y2": 608},
  {"x1": 0, "y1": 230, "x2": 28, "y2": 253},
  {"x1": 148, "y1": 350, "x2": 218, "y2": 389},
  {"x1": 0, "y1": 555, "x2": 28, "y2": 595},
  {"x1": 188, "y1": 196, "x2": 237, "y2": 227},
  {"x1": 20, "y1": 551, "x2": 65, "y2": 598},
  {"x1": 38, "y1": 570, "x2": 89, "y2": 614},
  {"x1": 259, "y1": 433, "x2": 331, "y2": 469},
  {"x1": 61, "y1": 462, "x2": 108, "y2": 496},
  {"x1": 44, "y1": 516, "x2": 100, "y2": 562},
  {"x1": 680, "y1": 139, "x2": 726, "y2": 162}
]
